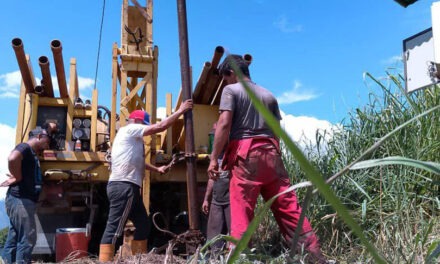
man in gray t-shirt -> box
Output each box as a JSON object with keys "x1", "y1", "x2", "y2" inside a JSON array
[
  {"x1": 220, "y1": 81, "x2": 281, "y2": 140},
  {"x1": 207, "y1": 55, "x2": 326, "y2": 263}
]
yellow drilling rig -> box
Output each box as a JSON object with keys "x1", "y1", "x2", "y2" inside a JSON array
[{"x1": 11, "y1": 0, "x2": 251, "y2": 260}]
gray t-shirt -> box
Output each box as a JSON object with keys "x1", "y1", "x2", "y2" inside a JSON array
[
  {"x1": 219, "y1": 81, "x2": 281, "y2": 140},
  {"x1": 212, "y1": 158, "x2": 229, "y2": 205},
  {"x1": 109, "y1": 123, "x2": 146, "y2": 187}
]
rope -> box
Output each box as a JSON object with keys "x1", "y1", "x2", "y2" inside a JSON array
[
  {"x1": 21, "y1": 95, "x2": 33, "y2": 142},
  {"x1": 93, "y1": 0, "x2": 106, "y2": 90}
]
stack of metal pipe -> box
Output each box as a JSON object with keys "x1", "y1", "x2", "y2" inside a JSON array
[{"x1": 12, "y1": 38, "x2": 69, "y2": 98}]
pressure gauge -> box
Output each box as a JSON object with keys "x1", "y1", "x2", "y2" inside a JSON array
[
  {"x1": 73, "y1": 128, "x2": 84, "y2": 139},
  {"x1": 83, "y1": 119, "x2": 91, "y2": 128},
  {"x1": 73, "y1": 118, "x2": 82, "y2": 128},
  {"x1": 83, "y1": 128, "x2": 91, "y2": 139}
]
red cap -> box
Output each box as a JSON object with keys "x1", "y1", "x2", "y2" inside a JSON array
[{"x1": 129, "y1": 110, "x2": 150, "y2": 125}]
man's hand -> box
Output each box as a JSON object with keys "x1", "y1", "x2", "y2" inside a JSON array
[
  {"x1": 179, "y1": 99, "x2": 193, "y2": 113},
  {"x1": 0, "y1": 179, "x2": 9, "y2": 187},
  {"x1": 157, "y1": 166, "x2": 168, "y2": 174},
  {"x1": 207, "y1": 159, "x2": 219, "y2": 181},
  {"x1": 202, "y1": 200, "x2": 210, "y2": 215},
  {"x1": 0, "y1": 173, "x2": 15, "y2": 187}
]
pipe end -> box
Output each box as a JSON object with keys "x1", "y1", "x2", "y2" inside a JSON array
[
  {"x1": 243, "y1": 54, "x2": 252, "y2": 65},
  {"x1": 215, "y1": 46, "x2": 224, "y2": 54},
  {"x1": 39, "y1": 56, "x2": 49, "y2": 64},
  {"x1": 51, "y1": 39, "x2": 62, "y2": 50},
  {"x1": 12, "y1": 38, "x2": 23, "y2": 48}
]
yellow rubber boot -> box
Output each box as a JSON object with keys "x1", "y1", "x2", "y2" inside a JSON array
[
  {"x1": 131, "y1": 239, "x2": 147, "y2": 255},
  {"x1": 99, "y1": 244, "x2": 115, "y2": 262}
]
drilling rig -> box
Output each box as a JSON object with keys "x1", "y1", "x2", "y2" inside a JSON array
[{"x1": 11, "y1": 0, "x2": 250, "y2": 260}]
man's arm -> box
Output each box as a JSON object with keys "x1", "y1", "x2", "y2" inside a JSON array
[
  {"x1": 143, "y1": 99, "x2": 193, "y2": 136},
  {"x1": 202, "y1": 178, "x2": 215, "y2": 214},
  {"x1": 145, "y1": 163, "x2": 168, "y2": 174},
  {"x1": 0, "y1": 150, "x2": 23, "y2": 187},
  {"x1": 207, "y1": 110, "x2": 232, "y2": 180}
]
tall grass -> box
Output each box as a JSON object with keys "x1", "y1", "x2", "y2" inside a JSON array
[
  {"x1": 198, "y1": 70, "x2": 439, "y2": 263},
  {"x1": 278, "y1": 72, "x2": 440, "y2": 263}
]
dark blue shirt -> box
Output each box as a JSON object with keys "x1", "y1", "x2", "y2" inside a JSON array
[{"x1": 8, "y1": 143, "x2": 41, "y2": 202}]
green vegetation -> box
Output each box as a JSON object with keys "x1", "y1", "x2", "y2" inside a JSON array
[
  {"x1": 0, "y1": 227, "x2": 8, "y2": 247},
  {"x1": 282, "y1": 72, "x2": 440, "y2": 263},
  {"x1": 197, "y1": 70, "x2": 439, "y2": 263}
]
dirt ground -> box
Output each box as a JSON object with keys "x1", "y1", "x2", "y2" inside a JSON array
[{"x1": 53, "y1": 253, "x2": 187, "y2": 264}]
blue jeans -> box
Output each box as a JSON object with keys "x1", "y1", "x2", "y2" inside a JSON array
[{"x1": 2, "y1": 194, "x2": 37, "y2": 264}]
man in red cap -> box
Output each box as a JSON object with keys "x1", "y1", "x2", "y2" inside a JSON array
[
  {"x1": 99, "y1": 99, "x2": 193, "y2": 261},
  {"x1": 208, "y1": 55, "x2": 326, "y2": 263}
]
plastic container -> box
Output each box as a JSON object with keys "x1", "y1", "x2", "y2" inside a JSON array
[
  {"x1": 208, "y1": 123, "x2": 217, "y2": 154},
  {"x1": 208, "y1": 132, "x2": 214, "y2": 154},
  {"x1": 74, "y1": 139, "x2": 82, "y2": 151},
  {"x1": 55, "y1": 228, "x2": 89, "y2": 262}
]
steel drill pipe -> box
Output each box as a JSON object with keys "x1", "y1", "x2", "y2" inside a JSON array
[
  {"x1": 193, "y1": 61, "x2": 212, "y2": 103},
  {"x1": 11, "y1": 38, "x2": 35, "y2": 94},
  {"x1": 38, "y1": 56, "x2": 54, "y2": 97},
  {"x1": 50, "y1": 40, "x2": 69, "y2": 98},
  {"x1": 34, "y1": 85, "x2": 44, "y2": 95},
  {"x1": 211, "y1": 46, "x2": 224, "y2": 69},
  {"x1": 177, "y1": 0, "x2": 199, "y2": 231}
]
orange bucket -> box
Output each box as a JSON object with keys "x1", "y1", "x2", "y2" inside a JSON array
[{"x1": 55, "y1": 228, "x2": 89, "y2": 262}]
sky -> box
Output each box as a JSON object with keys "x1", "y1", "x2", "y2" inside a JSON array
[{"x1": 0, "y1": 0, "x2": 437, "y2": 199}]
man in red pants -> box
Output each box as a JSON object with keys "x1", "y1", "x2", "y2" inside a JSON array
[{"x1": 207, "y1": 54, "x2": 327, "y2": 263}]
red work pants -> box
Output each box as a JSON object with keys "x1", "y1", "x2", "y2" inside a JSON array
[{"x1": 229, "y1": 144, "x2": 313, "y2": 243}]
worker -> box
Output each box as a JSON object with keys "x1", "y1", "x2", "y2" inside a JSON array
[
  {"x1": 1, "y1": 127, "x2": 51, "y2": 264},
  {"x1": 99, "y1": 99, "x2": 193, "y2": 262},
  {"x1": 202, "y1": 123, "x2": 230, "y2": 255},
  {"x1": 207, "y1": 55, "x2": 327, "y2": 263}
]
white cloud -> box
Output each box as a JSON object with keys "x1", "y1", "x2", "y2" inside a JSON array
[
  {"x1": 0, "y1": 124, "x2": 16, "y2": 200},
  {"x1": 0, "y1": 71, "x2": 21, "y2": 98},
  {"x1": 381, "y1": 55, "x2": 402, "y2": 65},
  {"x1": 280, "y1": 110, "x2": 335, "y2": 149},
  {"x1": 157, "y1": 107, "x2": 166, "y2": 120},
  {"x1": 276, "y1": 80, "x2": 319, "y2": 104},
  {"x1": 49, "y1": 75, "x2": 94, "y2": 92},
  {"x1": 273, "y1": 15, "x2": 303, "y2": 33},
  {"x1": 78, "y1": 76, "x2": 95, "y2": 90},
  {"x1": 73, "y1": 76, "x2": 95, "y2": 101},
  {"x1": 0, "y1": 70, "x2": 94, "y2": 99}
]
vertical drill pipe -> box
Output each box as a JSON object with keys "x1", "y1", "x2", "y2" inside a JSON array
[
  {"x1": 38, "y1": 56, "x2": 54, "y2": 97},
  {"x1": 11, "y1": 38, "x2": 35, "y2": 94},
  {"x1": 50, "y1": 40, "x2": 69, "y2": 98},
  {"x1": 177, "y1": 0, "x2": 199, "y2": 230}
]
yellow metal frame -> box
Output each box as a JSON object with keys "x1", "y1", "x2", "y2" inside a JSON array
[
  {"x1": 15, "y1": 49, "x2": 109, "y2": 183},
  {"x1": 111, "y1": 0, "x2": 156, "y2": 210}
]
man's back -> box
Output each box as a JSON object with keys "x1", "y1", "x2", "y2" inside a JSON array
[
  {"x1": 109, "y1": 124, "x2": 146, "y2": 186},
  {"x1": 219, "y1": 81, "x2": 281, "y2": 140}
]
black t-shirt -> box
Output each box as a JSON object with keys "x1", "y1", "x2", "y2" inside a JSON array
[{"x1": 8, "y1": 143, "x2": 40, "y2": 202}]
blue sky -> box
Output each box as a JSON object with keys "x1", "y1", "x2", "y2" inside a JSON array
[{"x1": 0, "y1": 1, "x2": 437, "y2": 199}]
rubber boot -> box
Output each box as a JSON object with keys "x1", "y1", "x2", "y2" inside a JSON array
[
  {"x1": 131, "y1": 239, "x2": 147, "y2": 255},
  {"x1": 99, "y1": 244, "x2": 115, "y2": 262},
  {"x1": 297, "y1": 232, "x2": 327, "y2": 264}
]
